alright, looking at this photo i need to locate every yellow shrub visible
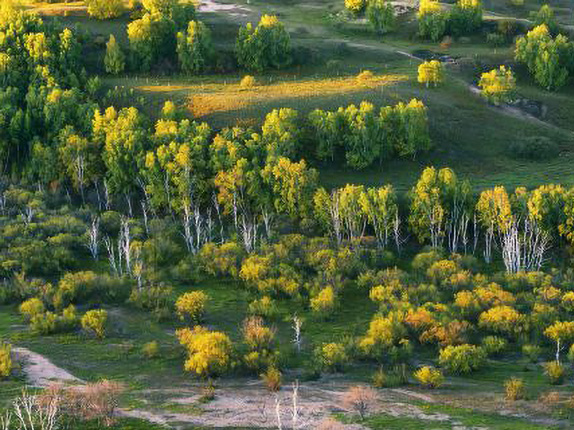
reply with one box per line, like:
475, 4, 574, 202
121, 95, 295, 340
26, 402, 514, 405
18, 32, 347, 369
240, 75, 256, 89
81, 309, 108, 339
544, 361, 565, 385
315, 342, 348, 372
19, 297, 45, 321
177, 326, 233, 378
413, 366, 444, 388
356, 70, 375, 84
505, 377, 525, 401
0, 342, 11, 378
261, 366, 282, 392
175, 291, 208, 323
242, 316, 275, 351
142, 341, 160, 359
310, 286, 336, 316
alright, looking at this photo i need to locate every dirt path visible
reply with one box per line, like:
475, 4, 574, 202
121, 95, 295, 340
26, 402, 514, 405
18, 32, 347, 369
12, 347, 84, 388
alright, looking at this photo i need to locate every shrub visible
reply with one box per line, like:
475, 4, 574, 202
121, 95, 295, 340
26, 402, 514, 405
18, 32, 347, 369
248, 296, 279, 318
142, 341, 160, 359
522, 344, 541, 363
261, 366, 282, 392
356, 70, 375, 84
129, 283, 173, 320
310, 286, 336, 317
413, 366, 444, 388
318, 418, 346, 430
30, 312, 58, 335
19, 297, 45, 321
439, 344, 486, 374
479, 66, 516, 105
544, 361, 565, 385
315, 342, 348, 372
341, 386, 378, 420
345, 0, 367, 15
0, 342, 11, 378
505, 377, 526, 401
418, 60, 444, 88
240, 75, 256, 89
176, 326, 233, 378
81, 310, 108, 339
481, 336, 507, 357
486, 32, 505, 47
508, 137, 558, 161
175, 291, 208, 323
242, 316, 275, 352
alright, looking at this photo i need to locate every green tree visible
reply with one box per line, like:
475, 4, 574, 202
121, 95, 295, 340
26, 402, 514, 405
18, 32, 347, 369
367, 0, 395, 35
104, 35, 126, 75
449, 0, 483, 37
86, 0, 124, 19
177, 20, 213, 74
530, 4, 559, 35
515, 24, 574, 90
236, 15, 292, 72
417, 0, 447, 41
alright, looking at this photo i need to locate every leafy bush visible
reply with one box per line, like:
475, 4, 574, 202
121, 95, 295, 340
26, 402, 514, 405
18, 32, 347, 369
142, 341, 160, 359
240, 75, 256, 89
0, 342, 12, 378
19, 297, 45, 321
522, 344, 541, 363
129, 283, 173, 320
315, 342, 348, 372
439, 344, 486, 374
248, 296, 279, 318
81, 310, 108, 339
544, 361, 566, 385
310, 286, 336, 317
505, 377, 526, 401
177, 326, 233, 378
481, 336, 507, 356
261, 366, 282, 392
508, 137, 559, 161
413, 366, 444, 388
175, 291, 208, 323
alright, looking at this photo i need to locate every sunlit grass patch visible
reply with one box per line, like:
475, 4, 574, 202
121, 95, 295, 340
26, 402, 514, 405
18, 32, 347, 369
136, 73, 409, 120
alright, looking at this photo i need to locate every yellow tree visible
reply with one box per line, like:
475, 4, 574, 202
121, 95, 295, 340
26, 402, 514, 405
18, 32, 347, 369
545, 321, 574, 362
478, 65, 516, 105
418, 60, 444, 88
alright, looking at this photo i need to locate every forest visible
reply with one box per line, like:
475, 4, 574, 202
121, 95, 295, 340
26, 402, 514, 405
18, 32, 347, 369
1, 0, 574, 429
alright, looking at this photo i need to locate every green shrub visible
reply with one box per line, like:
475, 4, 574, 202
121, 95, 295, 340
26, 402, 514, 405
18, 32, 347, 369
129, 283, 173, 320
486, 32, 505, 47
248, 296, 279, 318
414, 366, 444, 388
522, 344, 542, 363
508, 137, 558, 161
142, 341, 160, 359
30, 312, 58, 335
505, 377, 526, 401
439, 344, 486, 374
481, 336, 507, 357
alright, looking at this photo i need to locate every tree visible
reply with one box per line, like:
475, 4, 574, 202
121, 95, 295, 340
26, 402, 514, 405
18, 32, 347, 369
176, 326, 233, 378
367, 0, 395, 35
449, 0, 483, 37
418, 60, 444, 88
478, 65, 516, 105
81, 309, 108, 339
545, 321, 574, 362
417, 0, 447, 41
236, 15, 292, 72
261, 108, 301, 159
359, 185, 398, 249
515, 24, 574, 90
94, 107, 148, 200
177, 20, 213, 74
128, 13, 175, 71
86, 0, 124, 19
341, 386, 378, 420
530, 4, 559, 35
104, 35, 126, 75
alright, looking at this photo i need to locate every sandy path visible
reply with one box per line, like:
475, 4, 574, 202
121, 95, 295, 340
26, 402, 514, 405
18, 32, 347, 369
12, 347, 84, 388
